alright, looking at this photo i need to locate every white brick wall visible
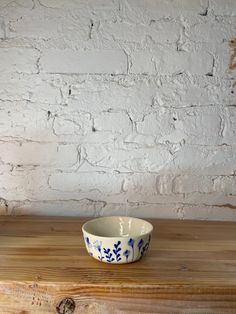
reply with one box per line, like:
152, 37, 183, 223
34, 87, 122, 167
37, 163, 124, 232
40, 49, 128, 74
0, 0, 235, 220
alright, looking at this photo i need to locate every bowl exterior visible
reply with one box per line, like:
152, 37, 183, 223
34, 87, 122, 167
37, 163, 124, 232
82, 231, 152, 264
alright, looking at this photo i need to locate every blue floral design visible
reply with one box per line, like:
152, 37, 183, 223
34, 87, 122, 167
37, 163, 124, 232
86, 237, 92, 248
123, 249, 130, 262
84, 236, 93, 256
113, 240, 121, 262
103, 248, 115, 263
93, 240, 104, 261
128, 238, 134, 248
85, 234, 151, 263
128, 238, 135, 261
138, 239, 144, 252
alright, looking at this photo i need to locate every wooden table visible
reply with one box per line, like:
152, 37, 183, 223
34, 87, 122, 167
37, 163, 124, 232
0, 216, 236, 313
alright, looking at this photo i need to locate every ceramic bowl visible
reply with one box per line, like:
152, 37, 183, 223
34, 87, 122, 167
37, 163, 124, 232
82, 216, 153, 264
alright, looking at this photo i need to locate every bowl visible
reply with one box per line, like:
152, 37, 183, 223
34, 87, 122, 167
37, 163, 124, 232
82, 216, 153, 264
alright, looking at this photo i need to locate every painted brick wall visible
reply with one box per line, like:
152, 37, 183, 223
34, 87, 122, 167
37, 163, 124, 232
0, 0, 235, 219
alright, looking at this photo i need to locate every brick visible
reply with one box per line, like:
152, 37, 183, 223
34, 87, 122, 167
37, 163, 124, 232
81, 131, 117, 145
0, 173, 29, 201
36, 0, 86, 8
156, 175, 174, 195
186, 16, 236, 44
100, 19, 181, 45
123, 173, 157, 195
182, 205, 236, 221
168, 50, 213, 76
126, 203, 183, 219
100, 202, 182, 219
184, 193, 236, 206
31, 80, 63, 104
6, 199, 105, 216
156, 75, 235, 107
149, 19, 182, 44
100, 22, 147, 44
130, 49, 213, 75
173, 175, 214, 194
37, 0, 119, 23
40, 49, 127, 74
121, 0, 209, 23
137, 107, 225, 145
176, 107, 222, 145
0, 170, 49, 201
8, 9, 90, 47
214, 43, 234, 77
211, 0, 236, 16
122, 174, 183, 203
94, 111, 132, 134
99, 203, 127, 217
223, 107, 236, 144
8, 12, 63, 40
49, 172, 124, 195
124, 133, 156, 147
169, 145, 236, 175
0, 142, 78, 167
0, 0, 33, 8
0, 74, 62, 104
0, 48, 39, 73
53, 112, 92, 136
136, 111, 171, 137
0, 103, 55, 141
38, 0, 117, 11
0, 18, 5, 39
130, 51, 156, 74
83, 144, 174, 172
213, 176, 236, 195
0, 163, 12, 175
69, 76, 157, 120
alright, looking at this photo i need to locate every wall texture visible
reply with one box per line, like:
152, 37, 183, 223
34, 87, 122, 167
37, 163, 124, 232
0, 0, 236, 219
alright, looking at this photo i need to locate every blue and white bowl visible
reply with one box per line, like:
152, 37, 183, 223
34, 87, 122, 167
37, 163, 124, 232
82, 216, 153, 264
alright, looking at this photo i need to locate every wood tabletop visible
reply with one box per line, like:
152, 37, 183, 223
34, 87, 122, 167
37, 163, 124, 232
0, 216, 236, 313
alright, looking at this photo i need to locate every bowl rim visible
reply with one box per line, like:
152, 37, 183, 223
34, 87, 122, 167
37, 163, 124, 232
82, 215, 153, 239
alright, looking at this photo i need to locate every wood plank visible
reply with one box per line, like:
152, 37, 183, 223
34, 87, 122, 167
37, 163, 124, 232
0, 216, 236, 313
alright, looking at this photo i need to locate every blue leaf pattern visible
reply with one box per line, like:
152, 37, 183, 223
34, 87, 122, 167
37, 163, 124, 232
86, 236, 93, 248
103, 248, 115, 263
128, 238, 135, 261
138, 239, 144, 252
85, 236, 151, 263
123, 249, 130, 262
128, 238, 134, 248
85, 236, 93, 256
113, 240, 122, 262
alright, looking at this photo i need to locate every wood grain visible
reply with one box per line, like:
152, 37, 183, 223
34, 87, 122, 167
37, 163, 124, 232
0, 216, 236, 313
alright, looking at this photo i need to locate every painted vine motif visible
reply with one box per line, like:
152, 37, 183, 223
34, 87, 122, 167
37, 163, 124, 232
113, 240, 122, 262
85, 234, 151, 263
103, 248, 115, 262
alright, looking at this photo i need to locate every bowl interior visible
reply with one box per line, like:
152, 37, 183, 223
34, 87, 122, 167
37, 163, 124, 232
82, 216, 153, 238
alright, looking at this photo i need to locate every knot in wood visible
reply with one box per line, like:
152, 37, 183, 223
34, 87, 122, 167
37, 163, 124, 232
56, 298, 75, 314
